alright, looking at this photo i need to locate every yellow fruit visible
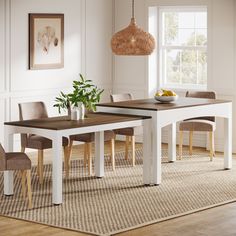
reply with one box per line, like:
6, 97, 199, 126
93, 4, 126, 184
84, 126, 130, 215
161, 89, 176, 96
155, 91, 162, 96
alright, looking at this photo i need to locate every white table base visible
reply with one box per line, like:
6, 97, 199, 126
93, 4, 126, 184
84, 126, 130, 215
97, 102, 232, 185
4, 119, 150, 204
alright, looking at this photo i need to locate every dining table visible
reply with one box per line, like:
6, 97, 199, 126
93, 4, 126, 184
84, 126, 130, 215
97, 97, 233, 185
4, 112, 151, 204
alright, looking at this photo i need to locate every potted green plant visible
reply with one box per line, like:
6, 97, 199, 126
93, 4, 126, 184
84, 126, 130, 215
53, 91, 71, 117
54, 74, 104, 119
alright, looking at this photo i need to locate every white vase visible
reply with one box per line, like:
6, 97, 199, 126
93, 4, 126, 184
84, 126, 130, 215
67, 106, 72, 120
78, 102, 85, 120
70, 107, 78, 120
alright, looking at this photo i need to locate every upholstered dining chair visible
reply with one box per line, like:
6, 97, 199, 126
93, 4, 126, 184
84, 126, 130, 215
18, 102, 69, 184
0, 143, 32, 208
67, 130, 115, 177
110, 93, 142, 166
179, 91, 216, 160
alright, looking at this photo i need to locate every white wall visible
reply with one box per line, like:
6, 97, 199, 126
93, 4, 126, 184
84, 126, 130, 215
113, 0, 236, 152
0, 0, 113, 147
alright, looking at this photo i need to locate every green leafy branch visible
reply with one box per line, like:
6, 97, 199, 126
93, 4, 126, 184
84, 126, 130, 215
54, 74, 104, 113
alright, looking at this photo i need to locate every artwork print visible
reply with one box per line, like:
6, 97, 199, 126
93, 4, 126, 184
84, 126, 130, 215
29, 14, 64, 69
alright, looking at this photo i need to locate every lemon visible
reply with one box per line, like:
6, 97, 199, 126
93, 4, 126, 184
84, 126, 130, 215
161, 89, 176, 96
155, 91, 162, 96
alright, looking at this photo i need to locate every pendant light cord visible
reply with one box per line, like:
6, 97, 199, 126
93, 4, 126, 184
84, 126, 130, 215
132, 0, 135, 18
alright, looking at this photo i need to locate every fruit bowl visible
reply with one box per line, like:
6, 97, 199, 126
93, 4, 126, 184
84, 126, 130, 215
154, 95, 178, 103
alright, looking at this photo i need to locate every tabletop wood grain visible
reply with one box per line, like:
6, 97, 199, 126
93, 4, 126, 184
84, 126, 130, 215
4, 112, 150, 130
97, 97, 231, 111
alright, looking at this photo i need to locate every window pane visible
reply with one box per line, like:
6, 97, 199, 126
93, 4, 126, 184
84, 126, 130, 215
196, 29, 207, 46
164, 12, 178, 45
178, 29, 195, 46
182, 66, 197, 84
181, 50, 197, 67
165, 49, 181, 84
166, 66, 181, 84
178, 12, 195, 28
166, 49, 181, 66
198, 50, 207, 84
195, 12, 207, 28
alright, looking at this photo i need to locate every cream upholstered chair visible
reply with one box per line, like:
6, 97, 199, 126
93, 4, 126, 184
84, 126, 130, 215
179, 91, 216, 160
110, 93, 142, 166
68, 131, 115, 176
18, 102, 69, 184
0, 143, 32, 208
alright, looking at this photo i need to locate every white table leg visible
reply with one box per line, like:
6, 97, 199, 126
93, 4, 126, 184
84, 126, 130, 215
152, 114, 162, 185
52, 133, 63, 204
224, 117, 232, 169
143, 119, 152, 185
4, 126, 14, 195
168, 122, 176, 162
95, 131, 104, 177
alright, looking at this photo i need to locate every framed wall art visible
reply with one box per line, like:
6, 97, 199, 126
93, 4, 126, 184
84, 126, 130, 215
29, 13, 64, 70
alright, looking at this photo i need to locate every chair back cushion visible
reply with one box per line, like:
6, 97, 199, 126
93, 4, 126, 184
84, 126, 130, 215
0, 143, 6, 171
110, 93, 133, 102
18, 101, 48, 121
18, 102, 48, 147
186, 91, 216, 122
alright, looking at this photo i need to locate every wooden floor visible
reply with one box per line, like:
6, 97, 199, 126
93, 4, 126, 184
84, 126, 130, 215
1, 142, 236, 236
1, 202, 236, 236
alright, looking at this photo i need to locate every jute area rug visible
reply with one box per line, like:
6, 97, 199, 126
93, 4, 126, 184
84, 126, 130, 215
0, 147, 236, 236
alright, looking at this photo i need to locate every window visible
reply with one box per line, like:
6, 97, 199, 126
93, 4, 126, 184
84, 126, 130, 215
159, 7, 207, 89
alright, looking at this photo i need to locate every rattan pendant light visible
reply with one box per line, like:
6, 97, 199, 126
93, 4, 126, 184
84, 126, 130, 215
111, 0, 155, 56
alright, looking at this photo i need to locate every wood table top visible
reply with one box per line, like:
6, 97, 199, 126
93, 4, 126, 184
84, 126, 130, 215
4, 112, 150, 130
97, 97, 231, 111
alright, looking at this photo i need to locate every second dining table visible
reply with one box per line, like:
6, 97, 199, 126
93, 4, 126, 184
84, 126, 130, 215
97, 97, 233, 185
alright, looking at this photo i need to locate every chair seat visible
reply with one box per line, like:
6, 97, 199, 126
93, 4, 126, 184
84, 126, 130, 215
26, 135, 68, 150
114, 126, 142, 136
70, 130, 115, 143
6, 152, 31, 170
179, 119, 216, 132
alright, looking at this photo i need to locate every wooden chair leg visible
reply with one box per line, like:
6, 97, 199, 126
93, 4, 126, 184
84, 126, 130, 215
179, 131, 183, 160
18, 147, 26, 178
125, 136, 130, 160
18, 148, 26, 178
21, 170, 26, 198
189, 131, 193, 155
131, 136, 135, 167
38, 150, 44, 184
21, 147, 25, 153
110, 139, 115, 171
209, 131, 214, 161
37, 157, 40, 176
87, 143, 92, 176
26, 170, 32, 209
84, 143, 88, 168
68, 140, 73, 161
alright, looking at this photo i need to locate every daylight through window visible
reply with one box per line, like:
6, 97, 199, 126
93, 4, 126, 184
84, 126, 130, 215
159, 7, 207, 89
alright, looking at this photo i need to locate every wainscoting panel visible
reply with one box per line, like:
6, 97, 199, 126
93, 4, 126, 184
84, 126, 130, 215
0, 0, 5, 93
0, 99, 5, 143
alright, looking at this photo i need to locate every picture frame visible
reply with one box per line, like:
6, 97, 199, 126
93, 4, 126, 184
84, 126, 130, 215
29, 13, 64, 70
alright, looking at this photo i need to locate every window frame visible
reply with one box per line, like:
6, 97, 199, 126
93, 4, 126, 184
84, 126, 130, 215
159, 6, 208, 90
